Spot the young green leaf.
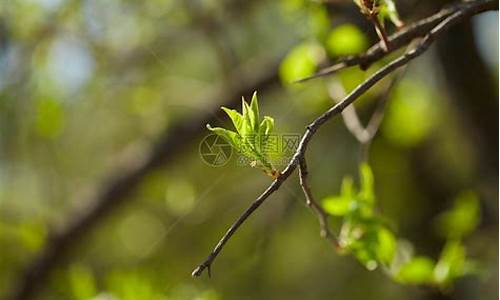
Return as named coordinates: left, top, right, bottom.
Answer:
left=250, top=92, right=260, bottom=132
left=241, top=100, right=252, bottom=132
left=206, top=124, right=239, bottom=149
left=433, top=240, right=467, bottom=286
left=359, top=163, right=375, bottom=204
left=340, top=176, right=355, bottom=198
left=396, top=257, right=435, bottom=284
left=379, top=0, right=403, bottom=28
left=221, top=107, right=245, bottom=136
left=207, top=92, right=278, bottom=176
left=241, top=98, right=254, bottom=136
left=376, top=227, right=397, bottom=265
left=279, top=42, right=324, bottom=83
left=259, top=116, right=274, bottom=136
left=323, top=195, right=351, bottom=216
left=434, top=191, right=480, bottom=239
left=323, top=177, right=357, bottom=216
left=325, top=24, right=368, bottom=57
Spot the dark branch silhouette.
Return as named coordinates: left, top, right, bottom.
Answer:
left=296, top=0, right=497, bottom=82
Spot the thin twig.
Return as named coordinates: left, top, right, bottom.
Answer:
left=359, top=66, right=407, bottom=161
left=296, top=0, right=497, bottom=82
left=191, top=2, right=497, bottom=277
left=298, top=157, right=337, bottom=246
left=191, top=171, right=294, bottom=277
left=328, top=62, right=407, bottom=162
left=327, top=80, right=369, bottom=143
left=370, top=14, right=390, bottom=52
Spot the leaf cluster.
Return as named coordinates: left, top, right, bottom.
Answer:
left=323, top=163, right=396, bottom=270
left=322, top=164, right=481, bottom=289
left=395, top=192, right=481, bottom=288
left=207, top=92, right=278, bottom=177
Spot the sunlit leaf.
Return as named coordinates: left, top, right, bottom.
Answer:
left=242, top=98, right=255, bottom=135
left=325, top=24, right=368, bottom=57
left=379, top=0, right=404, bottom=28
left=434, top=191, right=480, bottom=239
left=382, top=80, right=438, bottom=147
left=376, top=227, right=397, bottom=265
left=389, top=239, right=415, bottom=274
left=250, top=92, right=260, bottom=132
left=208, top=93, right=277, bottom=174
left=323, top=195, right=351, bottom=216
left=359, top=163, right=375, bottom=204
left=434, top=240, right=467, bottom=286
left=351, top=228, right=380, bottom=270
left=340, top=176, right=355, bottom=198
left=221, top=107, right=245, bottom=136
left=206, top=124, right=239, bottom=149
left=105, top=271, right=156, bottom=300
left=259, top=116, right=274, bottom=136
left=69, top=264, right=96, bottom=300
left=396, top=257, right=435, bottom=284
left=279, top=42, right=324, bottom=83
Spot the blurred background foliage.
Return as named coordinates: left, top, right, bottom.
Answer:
left=0, top=0, right=498, bottom=299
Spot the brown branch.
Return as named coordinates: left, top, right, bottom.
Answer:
left=327, top=63, right=407, bottom=161
left=370, top=14, right=390, bottom=52
left=298, top=157, right=337, bottom=246
left=191, top=166, right=296, bottom=277
left=191, top=1, right=497, bottom=277
left=327, top=80, right=369, bottom=143
left=296, top=0, right=498, bottom=82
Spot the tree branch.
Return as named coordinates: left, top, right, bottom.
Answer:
left=296, top=0, right=497, bottom=82
left=191, top=1, right=497, bottom=277
left=327, top=64, right=406, bottom=161
left=298, top=157, right=337, bottom=246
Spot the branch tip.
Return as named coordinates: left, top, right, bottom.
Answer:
left=191, top=264, right=206, bottom=277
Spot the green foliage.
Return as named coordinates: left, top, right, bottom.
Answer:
left=105, top=271, right=157, bottom=300
left=68, top=264, right=97, bottom=300
left=382, top=80, right=438, bottom=147
left=325, top=24, right=368, bottom=57
left=279, top=42, right=324, bottom=84
left=394, top=195, right=480, bottom=288
left=324, top=164, right=396, bottom=270
left=207, top=92, right=278, bottom=177
left=378, top=0, right=404, bottom=28
left=353, top=0, right=403, bottom=28
left=433, top=241, right=468, bottom=287
left=1, top=1, right=495, bottom=299
left=308, top=6, right=331, bottom=41
left=434, top=191, right=480, bottom=239
left=432, top=193, right=480, bottom=287
left=323, top=164, right=481, bottom=289
left=322, top=177, right=354, bottom=216
left=396, top=256, right=435, bottom=284
left=35, top=97, right=65, bottom=139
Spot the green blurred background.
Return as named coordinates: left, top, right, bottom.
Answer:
left=0, top=0, right=498, bottom=299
